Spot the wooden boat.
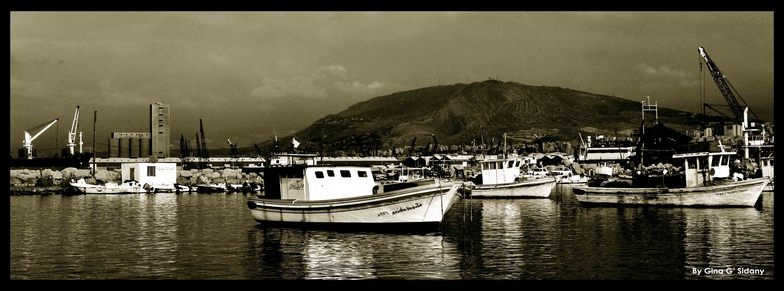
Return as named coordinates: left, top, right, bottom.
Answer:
left=573, top=178, right=768, bottom=207
left=573, top=152, right=768, bottom=207
left=246, top=154, right=462, bottom=225
left=469, top=157, right=557, bottom=198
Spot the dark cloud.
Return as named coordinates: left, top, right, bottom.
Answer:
left=10, top=12, right=773, bottom=154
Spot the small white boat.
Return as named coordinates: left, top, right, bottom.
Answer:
left=472, top=177, right=557, bottom=198
left=70, top=178, right=149, bottom=194
left=558, top=174, right=590, bottom=184
left=469, top=157, right=557, bottom=198
left=573, top=152, right=768, bottom=207
left=69, top=162, right=177, bottom=194
left=246, top=154, right=462, bottom=225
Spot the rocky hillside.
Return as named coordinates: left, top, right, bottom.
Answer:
left=267, top=80, right=703, bottom=153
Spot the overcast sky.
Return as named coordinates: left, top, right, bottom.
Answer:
left=10, top=12, right=773, bottom=155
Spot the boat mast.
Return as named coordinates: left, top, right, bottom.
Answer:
left=320, top=118, right=324, bottom=162
left=92, top=110, right=96, bottom=175
left=503, top=133, right=507, bottom=159
left=640, top=96, right=658, bottom=170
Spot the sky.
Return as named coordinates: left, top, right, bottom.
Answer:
left=10, top=12, right=774, bottom=155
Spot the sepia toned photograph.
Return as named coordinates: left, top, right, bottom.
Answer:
left=9, top=11, right=773, bottom=280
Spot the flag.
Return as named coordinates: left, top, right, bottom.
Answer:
left=292, top=137, right=300, bottom=149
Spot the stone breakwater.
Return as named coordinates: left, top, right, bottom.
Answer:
left=9, top=168, right=263, bottom=194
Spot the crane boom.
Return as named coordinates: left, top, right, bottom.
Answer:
left=698, top=46, right=758, bottom=122
left=22, top=118, right=59, bottom=159
left=67, top=105, right=80, bottom=155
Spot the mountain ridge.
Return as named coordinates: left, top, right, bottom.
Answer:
left=257, top=80, right=704, bottom=155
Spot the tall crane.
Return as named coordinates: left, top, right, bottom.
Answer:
left=698, top=46, right=760, bottom=123
left=66, top=105, right=81, bottom=156
left=22, top=118, right=59, bottom=159
left=408, top=133, right=439, bottom=156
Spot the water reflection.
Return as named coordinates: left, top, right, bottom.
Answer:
left=10, top=189, right=774, bottom=280
left=246, top=225, right=461, bottom=279
left=682, top=196, right=774, bottom=280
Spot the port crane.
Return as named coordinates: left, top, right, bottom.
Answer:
left=698, top=46, right=760, bottom=123
left=408, top=133, right=439, bottom=156
left=22, top=118, right=59, bottom=159
left=66, top=105, right=82, bottom=156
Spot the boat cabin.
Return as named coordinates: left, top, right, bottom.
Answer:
left=672, top=152, right=735, bottom=187
left=262, top=165, right=377, bottom=201
left=478, top=158, right=522, bottom=185
left=121, top=162, right=177, bottom=190
left=760, top=157, right=774, bottom=180
left=268, top=153, right=320, bottom=166
left=594, top=161, right=614, bottom=176
left=398, top=167, right=427, bottom=182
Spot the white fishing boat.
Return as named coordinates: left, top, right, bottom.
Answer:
left=70, top=178, right=148, bottom=194
left=573, top=152, right=768, bottom=207
left=558, top=174, right=590, bottom=184
left=470, top=157, right=557, bottom=198
left=246, top=154, right=462, bottom=225
left=69, top=162, right=177, bottom=194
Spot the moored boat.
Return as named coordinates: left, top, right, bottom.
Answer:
left=69, top=162, right=177, bottom=194
left=558, top=174, right=590, bottom=184
left=246, top=154, right=462, bottom=225
left=469, top=157, right=557, bottom=198
left=573, top=152, right=768, bottom=207
left=70, top=178, right=148, bottom=194
left=573, top=177, right=767, bottom=207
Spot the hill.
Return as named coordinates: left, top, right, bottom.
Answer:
left=261, top=80, right=704, bottom=154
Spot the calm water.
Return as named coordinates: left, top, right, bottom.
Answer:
left=10, top=185, right=774, bottom=280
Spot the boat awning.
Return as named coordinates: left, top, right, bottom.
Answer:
left=672, top=152, right=736, bottom=159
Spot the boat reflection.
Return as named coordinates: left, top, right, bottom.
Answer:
left=682, top=192, right=774, bottom=280
left=246, top=225, right=461, bottom=279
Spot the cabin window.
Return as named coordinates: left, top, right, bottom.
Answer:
left=508, top=161, right=514, bottom=168
left=147, top=166, right=156, bottom=177
left=687, top=158, right=698, bottom=169
left=497, top=162, right=503, bottom=169
left=515, top=161, right=520, bottom=167
left=358, top=171, right=368, bottom=178
left=489, top=163, right=496, bottom=170
left=340, top=170, right=351, bottom=178
left=315, top=171, right=324, bottom=178
left=327, top=170, right=335, bottom=177
left=711, top=156, right=721, bottom=167
left=698, top=157, right=708, bottom=170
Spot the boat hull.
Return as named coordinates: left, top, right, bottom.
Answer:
left=247, top=183, right=462, bottom=224
left=70, top=184, right=148, bottom=194
left=557, top=176, right=590, bottom=184
left=471, top=177, right=556, bottom=198
left=572, top=178, right=768, bottom=207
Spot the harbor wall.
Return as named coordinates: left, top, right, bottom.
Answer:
left=9, top=168, right=263, bottom=192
